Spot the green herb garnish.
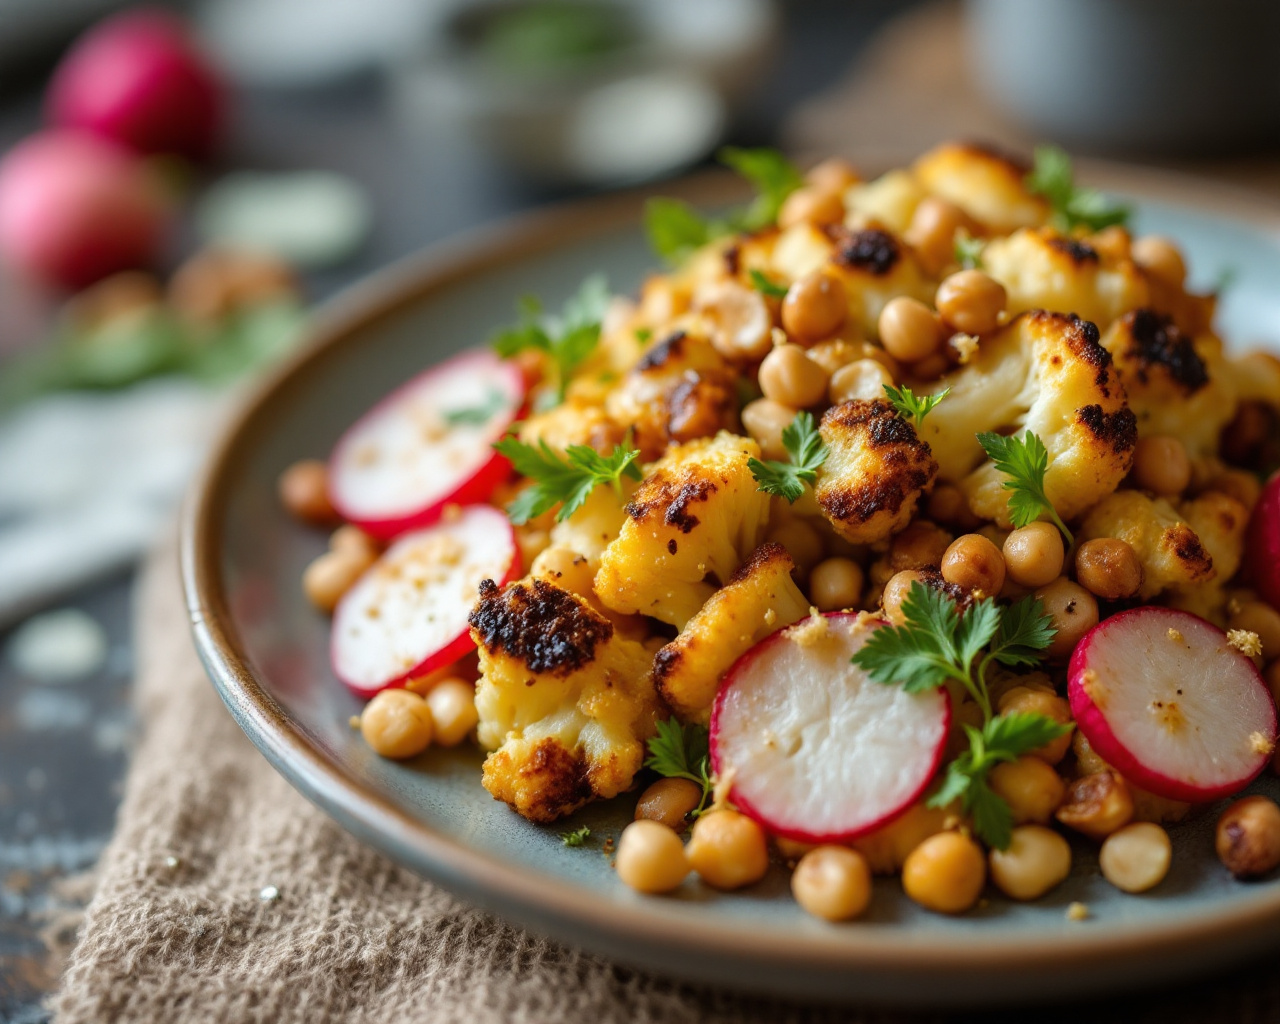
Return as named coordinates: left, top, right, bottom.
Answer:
left=634, top=327, right=653, bottom=345
left=954, top=230, right=985, bottom=270
left=491, top=274, right=609, bottom=401
left=442, top=388, right=508, bottom=426
left=748, top=268, right=790, bottom=298
left=560, top=826, right=591, bottom=847
left=644, top=719, right=713, bottom=818
left=883, top=384, right=949, bottom=429
left=976, top=430, right=1073, bottom=544
left=1025, top=144, right=1130, bottom=233
left=492, top=438, right=641, bottom=524
left=747, top=410, right=828, bottom=503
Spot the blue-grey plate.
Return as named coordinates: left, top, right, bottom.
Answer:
left=182, top=167, right=1280, bottom=1006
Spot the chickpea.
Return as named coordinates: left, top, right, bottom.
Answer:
left=810, top=557, right=864, bottom=611
left=988, top=825, right=1072, bottom=901
left=792, top=846, right=872, bottom=922
left=759, top=344, right=830, bottom=409
left=775, top=836, right=817, bottom=861
left=901, top=831, right=986, bottom=914
left=685, top=809, right=769, bottom=890
left=935, top=270, right=1007, bottom=335
left=988, top=756, right=1065, bottom=824
left=889, top=521, right=953, bottom=573
left=782, top=272, right=846, bottom=342
left=941, top=534, right=1006, bottom=596
left=1130, top=435, right=1191, bottom=495
left=1221, top=401, right=1273, bottom=466
left=424, top=678, right=478, bottom=747
left=1056, top=771, right=1135, bottom=840
left=1034, top=578, right=1099, bottom=659
left=1075, top=538, right=1143, bottom=600
left=927, top=483, right=982, bottom=530
left=700, top=281, right=773, bottom=362
left=741, top=398, right=795, bottom=461
left=1089, top=225, right=1131, bottom=262
left=1000, top=522, right=1065, bottom=589
left=808, top=338, right=900, bottom=377
left=1131, top=235, right=1187, bottom=288
left=909, top=351, right=951, bottom=380
left=330, top=524, right=378, bottom=560
left=533, top=546, right=595, bottom=596
left=1215, top=795, right=1280, bottom=878
left=904, top=196, right=967, bottom=274
left=360, top=688, right=434, bottom=759
left=829, top=359, right=895, bottom=404
left=1100, top=822, right=1172, bottom=893
left=778, top=186, right=845, bottom=230
left=997, top=687, right=1073, bottom=763
left=279, top=460, right=336, bottom=525
left=805, top=157, right=859, bottom=194
left=615, top=820, right=690, bottom=894
left=765, top=517, right=824, bottom=576
left=635, top=778, right=702, bottom=831
left=303, top=550, right=371, bottom=613
left=882, top=570, right=924, bottom=625
left=878, top=297, right=942, bottom=363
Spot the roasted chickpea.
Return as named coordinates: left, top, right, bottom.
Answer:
left=988, top=825, right=1071, bottom=901
left=941, top=534, right=1006, bottom=596
left=635, top=778, right=703, bottom=831
left=424, top=678, right=478, bottom=747
left=1215, top=795, right=1280, bottom=878
left=1131, top=235, right=1187, bottom=288
left=904, top=196, right=966, bottom=274
left=782, top=271, right=846, bottom=342
left=766, top=516, right=824, bottom=576
left=805, top=157, right=859, bottom=194
left=988, top=756, right=1065, bottom=825
left=1130, top=435, right=1191, bottom=495
left=616, top=820, right=690, bottom=894
left=303, top=550, right=371, bottom=613
left=935, top=270, right=1006, bottom=335
left=808, top=338, right=900, bottom=377
left=330, top=524, right=378, bottom=560
left=1002, top=523, right=1065, bottom=589
left=1089, top=225, right=1131, bottom=262
left=810, top=557, right=865, bottom=611
left=759, top=344, right=830, bottom=409
left=889, top=521, right=953, bottom=573
left=997, top=686, right=1073, bottom=763
left=778, top=186, right=845, bottom=230
left=878, top=297, right=942, bottom=362
left=882, top=570, right=924, bottom=625
left=792, top=846, right=872, bottom=922
left=901, top=832, right=986, bottom=914
left=700, top=281, right=773, bottom=361
left=1055, top=771, right=1135, bottom=841
left=775, top=836, right=818, bottom=861
left=1100, top=822, right=1172, bottom=893
left=533, top=546, right=595, bottom=596
left=279, top=460, right=337, bottom=525
left=685, top=810, right=769, bottom=890
left=741, top=398, right=795, bottom=461
left=1034, top=578, right=1099, bottom=659
left=1075, top=538, right=1143, bottom=600
left=360, top=689, right=434, bottom=759
left=829, top=359, right=895, bottom=404
left=927, top=483, right=982, bottom=530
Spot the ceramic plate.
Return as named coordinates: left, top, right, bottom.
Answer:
left=183, top=167, right=1280, bottom=1006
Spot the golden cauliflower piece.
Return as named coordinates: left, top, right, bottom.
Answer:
left=593, top=432, right=770, bottom=628
left=843, top=170, right=926, bottom=235
left=652, top=543, right=810, bottom=722
left=1168, top=491, right=1250, bottom=624
left=814, top=399, right=938, bottom=544
left=982, top=227, right=1149, bottom=332
left=469, top=577, right=659, bottom=823
left=1100, top=309, right=1238, bottom=457
left=918, top=311, right=1137, bottom=527
left=1079, top=491, right=1213, bottom=600
left=913, top=142, right=1048, bottom=233
left=517, top=400, right=622, bottom=456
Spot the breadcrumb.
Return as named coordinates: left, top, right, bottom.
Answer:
left=1167, top=627, right=1184, bottom=645
left=790, top=607, right=831, bottom=647
left=348, top=715, right=362, bottom=729
left=1250, top=731, right=1276, bottom=756
left=1227, top=629, right=1263, bottom=658
left=950, top=332, right=979, bottom=364
left=1066, top=902, right=1089, bottom=922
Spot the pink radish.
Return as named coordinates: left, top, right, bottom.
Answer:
left=328, top=349, right=526, bottom=540
left=331, top=504, right=520, bottom=698
left=710, top=613, right=951, bottom=844
left=1069, top=607, right=1277, bottom=804
left=1246, top=474, right=1280, bottom=610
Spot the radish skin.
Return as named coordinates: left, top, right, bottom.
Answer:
left=1246, top=475, right=1280, bottom=610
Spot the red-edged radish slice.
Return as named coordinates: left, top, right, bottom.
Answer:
left=332, top=504, right=520, bottom=698
left=1246, top=474, right=1280, bottom=609
left=1068, top=607, right=1277, bottom=803
left=710, top=613, right=951, bottom=844
left=328, top=349, right=525, bottom=540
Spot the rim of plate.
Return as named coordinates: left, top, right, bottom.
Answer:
left=183, top=161, right=1280, bottom=986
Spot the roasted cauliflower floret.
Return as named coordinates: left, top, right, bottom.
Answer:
left=1168, top=491, right=1250, bottom=623
left=814, top=399, right=938, bottom=544
left=843, top=169, right=924, bottom=235
left=518, top=400, right=622, bottom=455
left=653, top=543, right=810, bottom=722
left=982, top=228, right=1149, bottom=332
left=918, top=311, right=1137, bottom=527
left=1079, top=491, right=1214, bottom=601
left=913, top=142, right=1048, bottom=233
left=593, top=432, right=770, bottom=628
left=470, top=577, right=659, bottom=823
left=1100, top=309, right=1238, bottom=457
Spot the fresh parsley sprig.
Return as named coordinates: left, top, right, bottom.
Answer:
left=560, top=826, right=591, bottom=847
left=644, top=719, right=713, bottom=818
left=493, top=438, right=641, bottom=525
left=954, top=230, right=985, bottom=270
left=884, top=384, right=949, bottom=429
left=749, top=268, right=790, bottom=299
left=976, top=430, right=1073, bottom=544
left=747, top=410, right=828, bottom=503
left=1025, top=144, right=1130, bottom=233
left=442, top=388, right=508, bottom=427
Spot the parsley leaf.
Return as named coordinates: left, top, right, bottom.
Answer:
left=883, top=383, right=949, bottom=429
left=491, top=274, right=609, bottom=400
left=975, top=430, right=1073, bottom=544
left=634, top=327, right=653, bottom=345
left=644, top=197, right=713, bottom=267
left=749, top=268, right=790, bottom=298
left=493, top=438, right=641, bottom=524
left=747, top=410, right=829, bottom=502
left=442, top=388, right=508, bottom=427
left=718, top=146, right=805, bottom=232
left=1025, top=144, right=1130, bottom=233
left=954, top=230, right=985, bottom=270
left=644, top=719, right=713, bottom=817
left=560, top=826, right=591, bottom=847
left=989, top=596, right=1058, bottom=667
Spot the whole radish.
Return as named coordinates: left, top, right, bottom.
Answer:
left=46, top=9, right=224, bottom=161
left=0, top=131, right=171, bottom=289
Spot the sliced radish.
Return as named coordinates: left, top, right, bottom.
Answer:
left=331, top=504, right=520, bottom=698
left=1068, top=607, right=1277, bottom=803
left=1247, top=474, right=1280, bottom=609
left=710, top=613, right=951, bottom=844
left=328, top=349, right=525, bottom=540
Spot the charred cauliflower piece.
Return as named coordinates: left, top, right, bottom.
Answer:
left=919, top=311, right=1137, bottom=527
left=470, top=577, right=659, bottom=823
left=814, top=399, right=938, bottom=544
left=593, top=432, right=770, bottom=628
left=1168, top=491, right=1250, bottom=623
left=1079, top=491, right=1214, bottom=600
left=1100, top=309, right=1238, bottom=457
left=913, top=142, right=1048, bottom=233
left=653, top=543, right=810, bottom=722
